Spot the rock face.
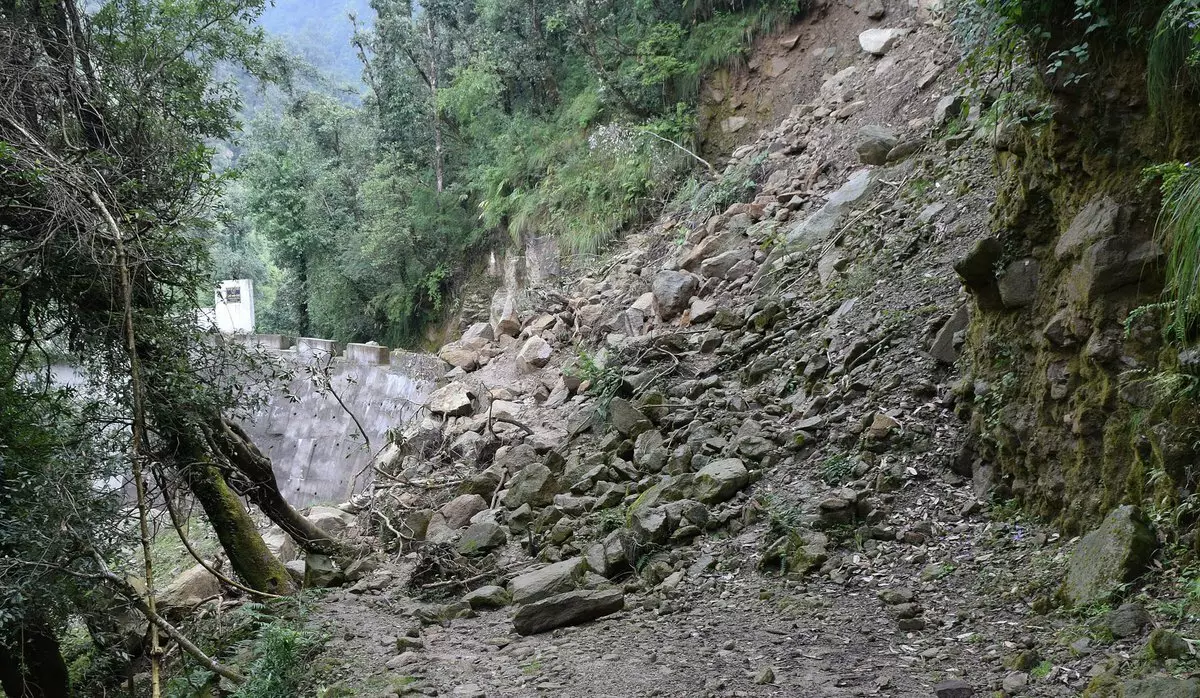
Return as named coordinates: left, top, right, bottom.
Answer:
left=1064, top=505, right=1156, bottom=605
left=651, top=270, right=698, bottom=319
left=511, top=589, right=624, bottom=635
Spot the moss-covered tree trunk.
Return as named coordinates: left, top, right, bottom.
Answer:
left=0, top=615, right=70, bottom=698
left=185, top=458, right=296, bottom=596
left=209, top=418, right=350, bottom=560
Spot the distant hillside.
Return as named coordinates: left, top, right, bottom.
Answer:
left=258, top=0, right=374, bottom=88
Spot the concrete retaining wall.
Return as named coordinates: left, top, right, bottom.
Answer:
left=237, top=338, right=444, bottom=506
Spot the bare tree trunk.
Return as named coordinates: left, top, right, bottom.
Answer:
left=0, top=616, right=70, bottom=698
left=428, top=18, right=443, bottom=194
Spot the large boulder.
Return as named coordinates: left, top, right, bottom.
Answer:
left=502, top=463, right=558, bottom=509
left=608, top=398, right=652, bottom=437
left=517, top=335, right=553, bottom=371
left=262, top=526, right=298, bottom=563
left=158, top=564, right=221, bottom=616
left=462, top=322, right=494, bottom=343
left=427, top=382, right=475, bottom=417
left=585, top=530, right=637, bottom=578
left=858, top=27, right=904, bottom=55
left=307, top=506, right=357, bottom=537
left=700, top=249, right=750, bottom=280
left=438, top=341, right=480, bottom=371
left=1063, top=505, right=1156, bottom=606
left=456, top=522, right=508, bottom=556
left=855, top=125, right=899, bottom=166
left=690, top=458, right=750, bottom=504
left=490, top=288, right=522, bottom=338
left=439, top=494, right=488, bottom=529
left=512, top=589, right=624, bottom=635
left=652, top=270, right=699, bottom=320
left=954, top=237, right=1005, bottom=309
left=303, top=553, right=343, bottom=588
left=509, top=557, right=586, bottom=604
left=1123, top=677, right=1200, bottom=698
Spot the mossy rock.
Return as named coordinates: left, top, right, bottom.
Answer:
left=1122, top=676, right=1200, bottom=698
left=1063, top=505, right=1156, bottom=606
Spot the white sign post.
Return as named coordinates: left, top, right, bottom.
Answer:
left=214, top=279, right=255, bottom=334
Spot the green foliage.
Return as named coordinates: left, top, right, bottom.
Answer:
left=165, top=598, right=325, bottom=698
left=1146, top=162, right=1200, bottom=340
left=1148, top=0, right=1200, bottom=115
left=819, top=452, right=853, bottom=485
left=220, top=0, right=806, bottom=344
left=564, top=348, right=623, bottom=407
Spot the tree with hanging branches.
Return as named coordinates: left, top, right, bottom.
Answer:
left=0, top=1, right=353, bottom=693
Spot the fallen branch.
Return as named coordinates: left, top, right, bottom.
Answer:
left=92, top=554, right=246, bottom=685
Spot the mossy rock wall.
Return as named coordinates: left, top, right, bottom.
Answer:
left=959, top=4, right=1200, bottom=534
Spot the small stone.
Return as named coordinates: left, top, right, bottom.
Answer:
left=754, top=666, right=775, bottom=685
left=933, top=678, right=974, bottom=698
left=1002, top=672, right=1028, bottom=694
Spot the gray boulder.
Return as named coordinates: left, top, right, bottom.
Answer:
left=1106, top=602, right=1150, bottom=639
left=932, top=678, right=974, bottom=698
left=307, top=506, right=357, bottom=537
left=517, top=335, right=553, bottom=370
left=1064, top=505, right=1156, bottom=606
left=652, top=270, right=699, bottom=320
left=856, top=125, right=899, bottom=166
left=608, top=398, right=652, bottom=437
left=509, top=557, right=586, bottom=604
left=438, top=341, right=480, bottom=371
left=158, top=564, right=221, bottom=617
left=1124, top=676, right=1200, bottom=698
left=691, top=458, right=750, bottom=504
left=457, top=522, right=508, bottom=556
left=858, top=27, right=904, bottom=55
left=428, top=382, right=475, bottom=417
left=585, top=530, right=637, bottom=578
left=462, top=585, right=509, bottom=610
left=512, top=588, right=624, bottom=635
left=303, top=554, right=343, bottom=588
left=439, top=494, right=488, bottom=530
left=502, top=463, right=558, bottom=509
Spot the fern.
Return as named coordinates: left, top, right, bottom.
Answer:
left=1152, top=163, right=1200, bottom=340
left=1148, top=0, right=1199, bottom=119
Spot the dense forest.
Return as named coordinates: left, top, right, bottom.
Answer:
left=212, top=0, right=802, bottom=345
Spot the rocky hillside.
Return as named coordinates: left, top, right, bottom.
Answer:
left=221, top=2, right=1200, bottom=697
